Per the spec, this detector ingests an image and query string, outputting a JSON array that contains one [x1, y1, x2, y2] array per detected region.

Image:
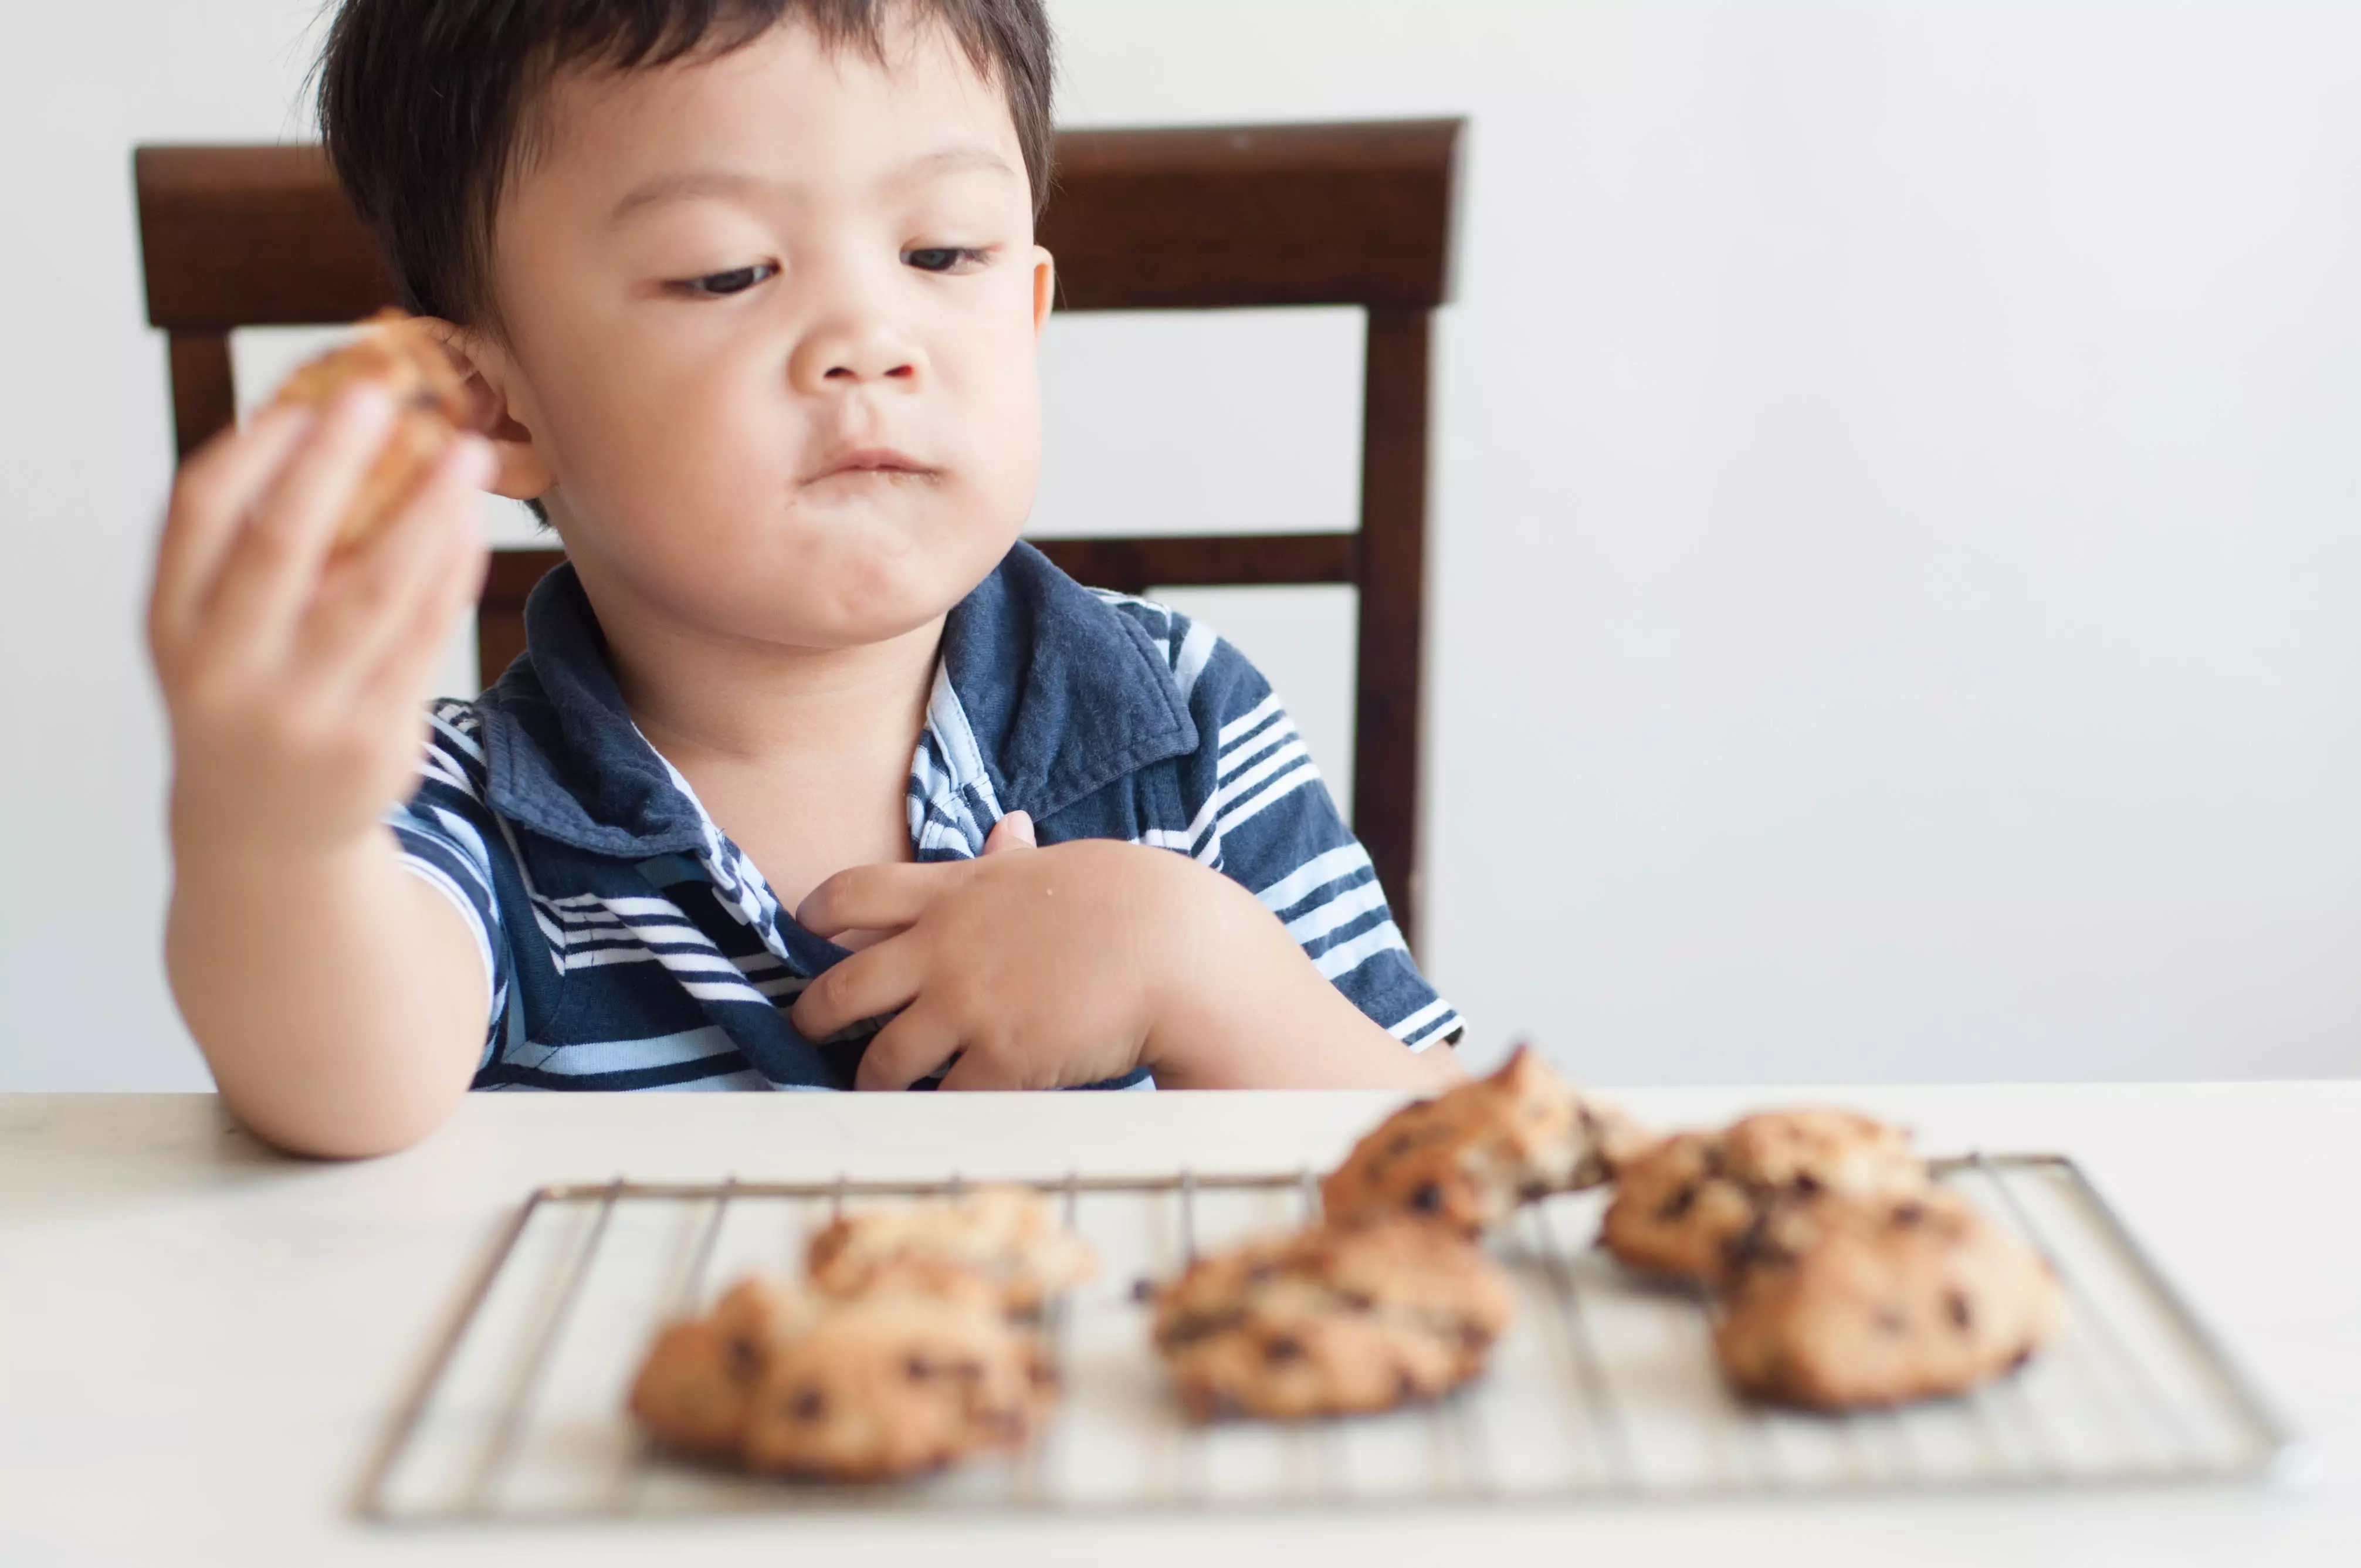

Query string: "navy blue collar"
[[475, 543, 1198, 856]]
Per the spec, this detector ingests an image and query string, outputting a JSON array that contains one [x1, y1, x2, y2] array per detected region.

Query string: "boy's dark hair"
[[317, 0, 1055, 333]]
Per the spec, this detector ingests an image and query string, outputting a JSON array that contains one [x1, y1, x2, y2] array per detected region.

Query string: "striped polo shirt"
[[389, 544, 1462, 1091]]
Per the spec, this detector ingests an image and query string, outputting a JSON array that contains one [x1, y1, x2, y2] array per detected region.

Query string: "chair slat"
[[136, 122, 1456, 330]]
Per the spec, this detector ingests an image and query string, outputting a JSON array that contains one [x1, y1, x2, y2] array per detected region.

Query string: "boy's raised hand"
[[149, 390, 493, 863]]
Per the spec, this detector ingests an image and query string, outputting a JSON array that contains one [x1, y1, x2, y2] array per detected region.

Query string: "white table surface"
[[2, 1083, 2355, 1566]]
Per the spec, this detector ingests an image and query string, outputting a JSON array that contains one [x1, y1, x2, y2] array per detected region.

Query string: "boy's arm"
[[149, 391, 496, 1157], [789, 840, 1464, 1091], [167, 838, 490, 1157], [1134, 853, 1466, 1091]]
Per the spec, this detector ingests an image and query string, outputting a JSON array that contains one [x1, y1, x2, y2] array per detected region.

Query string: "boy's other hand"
[[791, 837, 1201, 1091], [792, 829, 1464, 1093], [148, 392, 494, 865]]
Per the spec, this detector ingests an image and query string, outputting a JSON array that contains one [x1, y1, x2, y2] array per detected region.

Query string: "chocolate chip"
[[1410, 1182, 1446, 1214], [1874, 1308, 1907, 1335], [724, 1336, 763, 1384], [1396, 1370, 1421, 1399], [1947, 1291, 1974, 1330], [904, 1356, 935, 1381], [1245, 1262, 1278, 1285], [1339, 1289, 1376, 1312], [1388, 1133, 1415, 1157], [1722, 1215, 1791, 1273], [1459, 1323, 1493, 1350], [1791, 1173, 1823, 1197], [2008, 1345, 2035, 1371], [1655, 1183, 1699, 1221], [788, 1387, 825, 1421], [1891, 1201, 1926, 1227], [1519, 1180, 1553, 1202], [1263, 1336, 1304, 1363], [1131, 1277, 1158, 1304]]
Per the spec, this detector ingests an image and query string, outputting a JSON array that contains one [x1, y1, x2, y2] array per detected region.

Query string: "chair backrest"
[[135, 119, 1461, 943]]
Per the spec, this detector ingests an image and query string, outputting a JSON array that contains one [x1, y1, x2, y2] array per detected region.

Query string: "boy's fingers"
[[981, 810, 1035, 854], [795, 861, 965, 939], [853, 1003, 963, 1092], [199, 386, 398, 661], [347, 503, 489, 727], [788, 938, 924, 1044], [301, 439, 492, 696], [150, 405, 318, 651], [936, 1046, 1028, 1093]]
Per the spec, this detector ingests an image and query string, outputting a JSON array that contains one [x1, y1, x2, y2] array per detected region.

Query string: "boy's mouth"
[[804, 446, 939, 486]]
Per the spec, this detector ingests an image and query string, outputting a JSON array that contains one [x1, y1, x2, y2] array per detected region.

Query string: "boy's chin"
[[703, 554, 1003, 652]]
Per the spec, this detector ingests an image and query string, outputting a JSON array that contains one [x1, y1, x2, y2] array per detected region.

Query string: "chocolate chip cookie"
[[1151, 1213, 1516, 1421], [627, 1276, 816, 1459], [267, 310, 472, 548], [1712, 1188, 2065, 1408], [1320, 1045, 1646, 1234], [1602, 1109, 1930, 1283], [741, 1290, 1052, 1480], [805, 1184, 1097, 1315]]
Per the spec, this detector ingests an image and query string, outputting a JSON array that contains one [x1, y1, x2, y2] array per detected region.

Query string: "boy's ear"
[[1031, 246, 1056, 337], [424, 319, 557, 503]]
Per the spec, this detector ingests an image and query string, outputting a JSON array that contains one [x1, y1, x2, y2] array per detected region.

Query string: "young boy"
[[147, 0, 1464, 1159]]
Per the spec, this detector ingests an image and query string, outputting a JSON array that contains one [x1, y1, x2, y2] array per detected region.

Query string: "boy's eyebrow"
[[893, 144, 1018, 183], [607, 146, 1017, 224], [608, 169, 773, 223]]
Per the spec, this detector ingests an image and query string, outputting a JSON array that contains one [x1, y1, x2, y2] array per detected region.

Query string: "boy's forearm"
[[166, 827, 488, 1158], [1144, 866, 1464, 1091]]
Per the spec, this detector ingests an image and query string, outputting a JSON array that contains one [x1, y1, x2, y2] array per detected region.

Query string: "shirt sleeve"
[[1114, 597, 1465, 1052], [384, 699, 513, 1061]]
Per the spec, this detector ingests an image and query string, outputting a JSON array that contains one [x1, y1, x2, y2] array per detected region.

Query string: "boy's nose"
[[791, 315, 924, 392]]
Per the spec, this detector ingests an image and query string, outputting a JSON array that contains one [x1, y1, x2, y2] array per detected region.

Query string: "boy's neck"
[[578, 568, 943, 775]]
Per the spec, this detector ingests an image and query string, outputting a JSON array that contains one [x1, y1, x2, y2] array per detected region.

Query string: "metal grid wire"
[[358, 1154, 2297, 1524]]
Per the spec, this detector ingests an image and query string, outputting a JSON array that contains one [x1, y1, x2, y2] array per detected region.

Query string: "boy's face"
[[471, 16, 1052, 652]]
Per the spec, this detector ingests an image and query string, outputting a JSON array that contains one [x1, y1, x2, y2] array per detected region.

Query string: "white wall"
[[4, 2, 2356, 1091]]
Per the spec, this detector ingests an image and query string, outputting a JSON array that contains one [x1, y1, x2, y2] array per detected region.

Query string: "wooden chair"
[[134, 120, 1461, 942]]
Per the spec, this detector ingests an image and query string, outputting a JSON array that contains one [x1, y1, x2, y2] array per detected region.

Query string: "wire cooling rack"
[[357, 1154, 2297, 1523]]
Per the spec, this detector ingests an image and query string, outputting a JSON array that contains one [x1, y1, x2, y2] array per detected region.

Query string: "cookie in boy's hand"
[[266, 309, 472, 548], [1320, 1045, 1645, 1234]]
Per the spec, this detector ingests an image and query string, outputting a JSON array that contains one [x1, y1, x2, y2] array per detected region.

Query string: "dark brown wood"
[[135, 123, 1458, 331], [135, 145, 402, 331], [476, 548, 565, 687], [167, 331, 235, 459], [136, 121, 1461, 953], [1352, 310, 1433, 945], [1032, 534, 1354, 598], [1041, 121, 1459, 311]]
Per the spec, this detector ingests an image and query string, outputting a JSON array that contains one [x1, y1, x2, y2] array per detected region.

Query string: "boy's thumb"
[[982, 810, 1036, 854]]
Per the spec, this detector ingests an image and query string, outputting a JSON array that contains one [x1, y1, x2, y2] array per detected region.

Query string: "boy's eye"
[[903, 247, 987, 274], [673, 263, 778, 298]]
